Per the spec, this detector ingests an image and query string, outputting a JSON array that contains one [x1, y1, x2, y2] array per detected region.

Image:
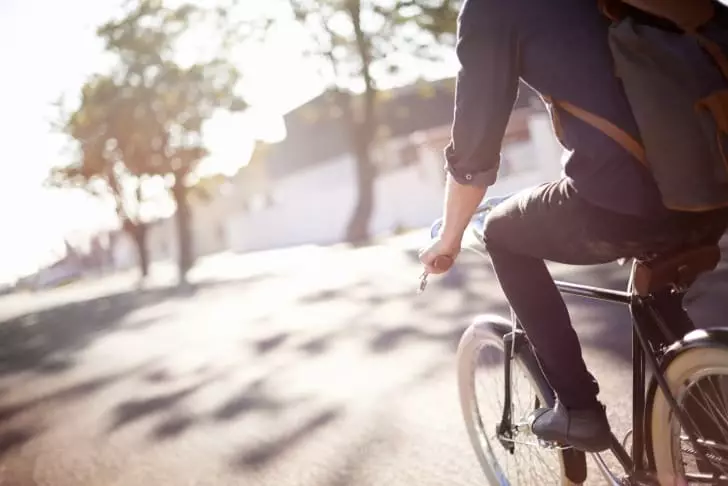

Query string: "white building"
[[225, 78, 565, 252], [105, 78, 568, 267]]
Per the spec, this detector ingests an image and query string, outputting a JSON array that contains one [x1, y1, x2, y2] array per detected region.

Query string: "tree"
[[273, 0, 459, 243], [48, 131, 153, 278], [53, 0, 247, 283], [49, 75, 156, 278]]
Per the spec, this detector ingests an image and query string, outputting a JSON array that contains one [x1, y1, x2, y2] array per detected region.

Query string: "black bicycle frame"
[[552, 278, 721, 479]]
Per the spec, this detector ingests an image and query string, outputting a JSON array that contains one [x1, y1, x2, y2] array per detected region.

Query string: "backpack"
[[551, 0, 728, 212]]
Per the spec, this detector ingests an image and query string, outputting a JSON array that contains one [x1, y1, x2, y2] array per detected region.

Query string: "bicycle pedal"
[[537, 438, 572, 450]]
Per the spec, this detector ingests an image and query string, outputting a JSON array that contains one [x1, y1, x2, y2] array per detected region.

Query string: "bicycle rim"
[[650, 347, 728, 485], [458, 323, 572, 485]]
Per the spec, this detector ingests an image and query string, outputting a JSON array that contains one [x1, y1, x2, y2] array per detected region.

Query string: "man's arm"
[[439, 0, 520, 247], [440, 174, 487, 247]]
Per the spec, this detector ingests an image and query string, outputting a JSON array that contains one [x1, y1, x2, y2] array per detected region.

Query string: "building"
[[102, 77, 568, 265], [224, 78, 565, 252]]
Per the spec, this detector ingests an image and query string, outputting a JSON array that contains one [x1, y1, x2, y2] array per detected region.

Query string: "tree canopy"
[[51, 0, 248, 280]]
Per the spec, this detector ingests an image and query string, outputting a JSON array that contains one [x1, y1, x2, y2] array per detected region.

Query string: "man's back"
[[491, 0, 667, 216]]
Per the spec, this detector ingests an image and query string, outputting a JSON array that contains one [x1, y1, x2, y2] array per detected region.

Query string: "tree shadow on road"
[[0, 427, 36, 460], [110, 383, 204, 432], [0, 274, 272, 377], [211, 378, 302, 423], [0, 360, 157, 462], [0, 362, 155, 428], [233, 407, 342, 470]]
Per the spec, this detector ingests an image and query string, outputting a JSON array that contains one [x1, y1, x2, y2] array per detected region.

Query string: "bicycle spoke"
[[472, 342, 563, 485], [671, 373, 728, 483]]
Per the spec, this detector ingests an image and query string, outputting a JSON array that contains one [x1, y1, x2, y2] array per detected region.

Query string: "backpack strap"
[[551, 99, 649, 167], [598, 0, 626, 22], [695, 34, 728, 81]]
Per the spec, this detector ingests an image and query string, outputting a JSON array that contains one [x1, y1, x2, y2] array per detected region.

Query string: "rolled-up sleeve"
[[444, 0, 519, 187]]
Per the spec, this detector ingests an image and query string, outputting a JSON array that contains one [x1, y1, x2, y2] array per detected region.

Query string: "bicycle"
[[427, 195, 728, 485]]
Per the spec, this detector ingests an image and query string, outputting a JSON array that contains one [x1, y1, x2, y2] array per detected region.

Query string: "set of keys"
[[417, 255, 454, 295], [417, 271, 430, 294]]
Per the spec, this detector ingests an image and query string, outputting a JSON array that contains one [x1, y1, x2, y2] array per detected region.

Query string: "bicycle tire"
[[457, 314, 585, 485], [648, 344, 728, 484]]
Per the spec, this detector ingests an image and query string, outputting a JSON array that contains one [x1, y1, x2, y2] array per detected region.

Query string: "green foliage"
[[52, 0, 247, 206], [51, 0, 251, 279], [285, 0, 458, 88]]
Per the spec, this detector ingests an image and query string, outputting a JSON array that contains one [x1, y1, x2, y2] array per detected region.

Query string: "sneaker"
[[529, 400, 612, 452]]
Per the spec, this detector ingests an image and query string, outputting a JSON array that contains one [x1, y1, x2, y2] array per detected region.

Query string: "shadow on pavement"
[[2, 238, 727, 482], [0, 361, 157, 460], [233, 407, 342, 470], [367, 324, 466, 354], [212, 378, 299, 422], [152, 413, 198, 441], [110, 383, 204, 432], [0, 428, 36, 460], [254, 333, 290, 355], [0, 274, 272, 377], [0, 362, 154, 428]]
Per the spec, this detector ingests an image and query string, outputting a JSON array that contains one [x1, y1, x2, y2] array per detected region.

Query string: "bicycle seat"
[[632, 244, 721, 296]]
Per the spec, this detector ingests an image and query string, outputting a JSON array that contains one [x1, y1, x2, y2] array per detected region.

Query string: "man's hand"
[[417, 173, 486, 276], [419, 237, 461, 275]]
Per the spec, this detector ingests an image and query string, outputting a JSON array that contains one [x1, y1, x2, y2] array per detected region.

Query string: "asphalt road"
[[0, 233, 727, 486]]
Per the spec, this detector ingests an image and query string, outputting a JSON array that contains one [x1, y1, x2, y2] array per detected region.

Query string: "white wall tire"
[[650, 346, 728, 485], [457, 319, 578, 485]]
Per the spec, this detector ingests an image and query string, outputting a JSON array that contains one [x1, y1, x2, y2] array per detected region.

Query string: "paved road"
[[0, 233, 727, 486]]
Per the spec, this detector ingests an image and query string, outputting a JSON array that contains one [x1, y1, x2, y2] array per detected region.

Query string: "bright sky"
[[0, 0, 329, 282]]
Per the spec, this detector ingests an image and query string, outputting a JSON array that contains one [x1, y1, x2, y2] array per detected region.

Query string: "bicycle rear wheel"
[[457, 315, 581, 485], [650, 345, 728, 485]]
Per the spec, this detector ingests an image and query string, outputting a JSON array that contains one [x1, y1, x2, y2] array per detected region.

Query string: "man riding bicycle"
[[419, 0, 728, 453]]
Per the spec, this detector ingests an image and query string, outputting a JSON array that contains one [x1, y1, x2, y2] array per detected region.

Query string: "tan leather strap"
[[696, 89, 728, 134], [553, 99, 649, 167], [696, 34, 728, 82]]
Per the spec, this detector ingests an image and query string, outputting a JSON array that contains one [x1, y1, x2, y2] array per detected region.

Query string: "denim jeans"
[[483, 178, 728, 409]]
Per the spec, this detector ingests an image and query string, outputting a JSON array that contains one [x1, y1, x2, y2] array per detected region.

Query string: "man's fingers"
[[432, 255, 454, 272], [420, 251, 454, 275], [418, 248, 434, 265]]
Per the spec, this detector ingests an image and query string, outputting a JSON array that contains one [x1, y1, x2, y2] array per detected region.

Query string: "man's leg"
[[481, 179, 668, 451], [485, 246, 601, 407]]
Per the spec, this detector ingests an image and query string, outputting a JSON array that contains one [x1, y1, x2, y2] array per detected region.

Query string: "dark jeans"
[[483, 178, 728, 409]]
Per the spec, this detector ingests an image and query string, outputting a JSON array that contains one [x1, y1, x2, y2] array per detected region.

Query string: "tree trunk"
[[172, 177, 194, 284], [125, 220, 149, 278], [345, 132, 376, 244], [344, 0, 377, 245]]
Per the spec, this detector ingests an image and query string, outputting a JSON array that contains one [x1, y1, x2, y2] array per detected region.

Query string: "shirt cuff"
[[443, 147, 500, 187]]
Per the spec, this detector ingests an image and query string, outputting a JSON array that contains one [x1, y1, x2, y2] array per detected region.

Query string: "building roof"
[[264, 78, 542, 181]]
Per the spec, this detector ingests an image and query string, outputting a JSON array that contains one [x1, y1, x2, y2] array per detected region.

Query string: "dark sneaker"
[[529, 400, 612, 452]]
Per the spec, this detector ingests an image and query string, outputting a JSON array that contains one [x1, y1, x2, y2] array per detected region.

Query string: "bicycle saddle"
[[632, 244, 721, 296]]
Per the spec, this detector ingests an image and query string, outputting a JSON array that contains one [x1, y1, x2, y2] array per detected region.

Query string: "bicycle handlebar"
[[418, 194, 511, 293], [428, 194, 512, 257]]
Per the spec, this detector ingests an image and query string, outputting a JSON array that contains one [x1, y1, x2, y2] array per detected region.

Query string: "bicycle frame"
[[552, 277, 721, 482], [432, 199, 725, 482]]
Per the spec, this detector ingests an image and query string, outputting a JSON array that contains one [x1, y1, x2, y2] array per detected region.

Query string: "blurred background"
[[0, 0, 568, 293], [0, 1, 727, 485]]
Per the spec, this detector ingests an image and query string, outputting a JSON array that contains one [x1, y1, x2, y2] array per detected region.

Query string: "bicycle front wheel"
[[457, 315, 579, 485]]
